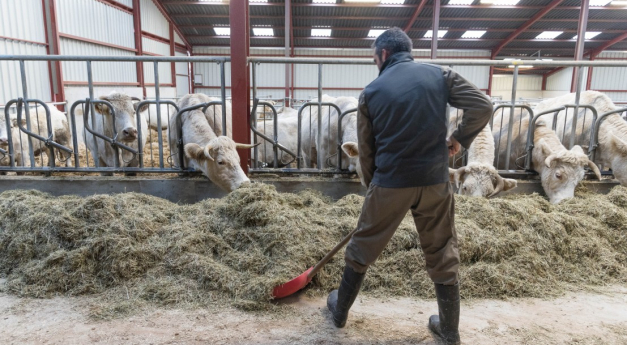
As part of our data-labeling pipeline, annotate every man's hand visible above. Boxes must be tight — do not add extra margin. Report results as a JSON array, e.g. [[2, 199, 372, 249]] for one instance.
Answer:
[[447, 136, 461, 157]]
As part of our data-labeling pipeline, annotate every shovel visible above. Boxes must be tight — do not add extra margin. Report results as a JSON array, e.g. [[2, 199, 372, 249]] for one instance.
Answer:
[[272, 228, 358, 299]]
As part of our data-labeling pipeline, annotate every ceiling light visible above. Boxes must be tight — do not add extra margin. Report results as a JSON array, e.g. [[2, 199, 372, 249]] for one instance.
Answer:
[[610, 0, 627, 6], [198, 0, 226, 2], [312, 0, 336, 3], [249, 0, 268, 2], [213, 27, 230, 36], [380, 0, 405, 3], [344, 0, 381, 2], [589, 0, 612, 6], [368, 29, 386, 38], [311, 29, 332, 37], [461, 30, 486, 38], [573, 32, 602, 40], [448, 0, 474, 4], [535, 31, 563, 40], [253, 28, 274, 36], [424, 30, 448, 38], [480, 0, 520, 4], [508, 65, 534, 68]]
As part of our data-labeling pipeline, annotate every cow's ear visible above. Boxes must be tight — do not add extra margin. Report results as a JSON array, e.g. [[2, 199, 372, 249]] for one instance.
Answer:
[[537, 138, 553, 157], [94, 96, 111, 116], [610, 133, 627, 157], [503, 178, 518, 191], [571, 145, 584, 155], [133, 101, 149, 114], [184, 143, 206, 161], [341, 142, 359, 157]]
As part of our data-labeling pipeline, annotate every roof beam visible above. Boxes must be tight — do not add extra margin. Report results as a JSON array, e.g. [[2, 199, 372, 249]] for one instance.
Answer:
[[151, 0, 191, 49], [588, 32, 627, 58], [403, 0, 427, 33], [491, 0, 565, 58]]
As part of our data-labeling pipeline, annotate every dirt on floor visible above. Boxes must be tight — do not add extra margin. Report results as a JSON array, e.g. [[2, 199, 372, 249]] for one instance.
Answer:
[[1, 279, 626, 345]]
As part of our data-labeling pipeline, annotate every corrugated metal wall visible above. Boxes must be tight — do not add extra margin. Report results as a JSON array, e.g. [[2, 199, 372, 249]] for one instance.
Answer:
[[192, 48, 490, 100], [590, 52, 627, 102], [142, 37, 172, 84], [141, 0, 169, 39], [174, 31, 185, 46], [114, 0, 134, 8], [60, 38, 136, 83], [56, 0, 135, 49], [490, 74, 543, 101], [0, 0, 50, 104], [175, 51, 189, 96]]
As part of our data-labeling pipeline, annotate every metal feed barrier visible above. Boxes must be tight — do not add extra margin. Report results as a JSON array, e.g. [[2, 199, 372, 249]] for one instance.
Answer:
[[1, 54, 627, 179]]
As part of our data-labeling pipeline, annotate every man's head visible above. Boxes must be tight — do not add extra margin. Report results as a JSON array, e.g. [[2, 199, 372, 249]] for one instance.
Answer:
[[372, 27, 413, 70]]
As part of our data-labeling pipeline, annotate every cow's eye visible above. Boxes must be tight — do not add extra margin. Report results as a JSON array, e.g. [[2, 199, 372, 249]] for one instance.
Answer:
[[218, 160, 225, 165]]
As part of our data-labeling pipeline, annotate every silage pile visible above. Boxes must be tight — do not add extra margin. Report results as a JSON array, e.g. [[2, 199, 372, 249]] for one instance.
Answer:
[[0, 184, 626, 311]]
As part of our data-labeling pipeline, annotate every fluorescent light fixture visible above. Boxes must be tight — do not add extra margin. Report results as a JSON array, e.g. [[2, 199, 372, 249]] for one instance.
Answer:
[[344, 0, 381, 2], [448, 0, 474, 4], [424, 30, 448, 38], [198, 0, 226, 2], [311, 28, 332, 37], [213, 27, 230, 36], [589, 0, 612, 5], [312, 0, 336, 3], [573, 32, 602, 40], [461, 30, 486, 38], [480, 0, 520, 4], [368, 29, 386, 38], [249, 0, 268, 2], [611, 0, 627, 6], [381, 0, 405, 3], [535, 31, 563, 40], [253, 28, 274, 36], [508, 65, 534, 68]]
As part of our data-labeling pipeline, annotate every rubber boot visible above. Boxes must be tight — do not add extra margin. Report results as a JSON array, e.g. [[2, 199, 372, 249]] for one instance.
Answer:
[[428, 283, 461, 345], [326, 266, 366, 328]]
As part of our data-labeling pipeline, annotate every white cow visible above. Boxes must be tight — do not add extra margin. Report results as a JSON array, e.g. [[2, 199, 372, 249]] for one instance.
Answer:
[[84, 92, 148, 168], [141, 103, 176, 130], [171, 93, 255, 192], [532, 91, 627, 184], [449, 123, 517, 197], [300, 95, 359, 171], [254, 107, 299, 168], [0, 105, 72, 167]]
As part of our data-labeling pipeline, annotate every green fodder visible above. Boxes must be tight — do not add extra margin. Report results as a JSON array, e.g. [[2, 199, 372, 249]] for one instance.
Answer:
[[0, 183, 626, 311]]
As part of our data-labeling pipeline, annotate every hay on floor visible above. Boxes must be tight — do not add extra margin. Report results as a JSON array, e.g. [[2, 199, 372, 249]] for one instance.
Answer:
[[0, 183, 626, 312]]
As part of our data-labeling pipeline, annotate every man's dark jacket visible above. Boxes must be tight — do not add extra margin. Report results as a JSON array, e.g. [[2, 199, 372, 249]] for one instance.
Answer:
[[357, 51, 493, 188]]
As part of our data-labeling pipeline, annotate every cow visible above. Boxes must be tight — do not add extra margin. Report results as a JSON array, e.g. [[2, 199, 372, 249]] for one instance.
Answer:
[[449, 122, 517, 197], [532, 91, 627, 185], [84, 92, 148, 168], [170, 93, 256, 192], [254, 107, 299, 168], [0, 105, 73, 168], [141, 103, 176, 130], [300, 95, 359, 171]]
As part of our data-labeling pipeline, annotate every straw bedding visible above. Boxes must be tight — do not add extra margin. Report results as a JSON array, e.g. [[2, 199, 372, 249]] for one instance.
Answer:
[[0, 183, 625, 313]]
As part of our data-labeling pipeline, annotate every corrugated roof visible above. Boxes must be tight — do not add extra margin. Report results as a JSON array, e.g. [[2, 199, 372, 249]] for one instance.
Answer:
[[157, 0, 627, 60]]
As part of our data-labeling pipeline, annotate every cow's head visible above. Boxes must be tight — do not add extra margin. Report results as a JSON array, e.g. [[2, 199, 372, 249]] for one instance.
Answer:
[[0, 115, 9, 148], [608, 133, 627, 184], [449, 163, 517, 197], [537, 139, 602, 204], [94, 92, 148, 142], [184, 136, 257, 192], [341, 142, 366, 186]]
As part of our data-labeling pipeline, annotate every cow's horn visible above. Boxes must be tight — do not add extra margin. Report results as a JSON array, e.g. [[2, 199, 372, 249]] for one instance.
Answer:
[[235, 142, 261, 149], [453, 166, 466, 188], [544, 154, 557, 168], [489, 174, 505, 197], [587, 160, 602, 180], [203, 143, 215, 161], [131, 97, 142, 102]]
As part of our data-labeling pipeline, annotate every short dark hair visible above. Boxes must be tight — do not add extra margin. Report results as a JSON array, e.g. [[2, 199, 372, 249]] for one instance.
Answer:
[[372, 27, 413, 60]]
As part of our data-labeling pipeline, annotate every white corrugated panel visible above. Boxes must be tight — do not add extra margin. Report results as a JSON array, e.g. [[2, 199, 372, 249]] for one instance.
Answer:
[[0, 0, 46, 43], [174, 31, 184, 46], [602, 92, 627, 104], [113, 0, 133, 7], [60, 38, 136, 83], [597, 52, 627, 59], [193, 61, 231, 87], [175, 51, 188, 75], [546, 67, 573, 91], [176, 75, 189, 97], [142, 37, 170, 55], [0, 39, 51, 104], [591, 66, 627, 91], [56, 0, 135, 49], [140, 0, 169, 39], [492, 75, 542, 91]]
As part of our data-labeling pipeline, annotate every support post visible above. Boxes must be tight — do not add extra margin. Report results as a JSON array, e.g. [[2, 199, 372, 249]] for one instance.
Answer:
[[230, 0, 251, 173], [42, 0, 65, 109], [571, 0, 589, 93], [284, 0, 291, 107], [431, 0, 440, 59], [170, 23, 176, 88], [133, 0, 146, 98]]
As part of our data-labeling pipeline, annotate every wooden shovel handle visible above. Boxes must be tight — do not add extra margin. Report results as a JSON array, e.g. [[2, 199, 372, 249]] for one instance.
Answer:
[[306, 227, 359, 280]]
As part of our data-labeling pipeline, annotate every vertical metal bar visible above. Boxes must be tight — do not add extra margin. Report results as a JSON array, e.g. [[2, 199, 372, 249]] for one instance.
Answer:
[[431, 0, 440, 59], [69, 102, 80, 167], [571, 0, 589, 93], [153, 61, 163, 168], [252, 62, 258, 168], [504, 65, 519, 170], [317, 63, 322, 169], [19, 61, 36, 168], [87, 61, 100, 167], [570, 66, 585, 149], [4, 103, 15, 167], [284, 0, 291, 107], [220, 61, 227, 136]]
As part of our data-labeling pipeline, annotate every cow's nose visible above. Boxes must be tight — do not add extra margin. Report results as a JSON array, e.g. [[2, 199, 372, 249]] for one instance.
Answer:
[[122, 127, 138, 139]]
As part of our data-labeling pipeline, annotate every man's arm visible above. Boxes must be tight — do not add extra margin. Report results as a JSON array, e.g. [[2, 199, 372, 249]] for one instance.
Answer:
[[357, 91, 376, 188], [443, 67, 493, 149]]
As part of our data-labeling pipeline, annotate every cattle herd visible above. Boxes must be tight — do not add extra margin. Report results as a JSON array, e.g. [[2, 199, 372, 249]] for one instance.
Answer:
[[0, 90, 626, 203]]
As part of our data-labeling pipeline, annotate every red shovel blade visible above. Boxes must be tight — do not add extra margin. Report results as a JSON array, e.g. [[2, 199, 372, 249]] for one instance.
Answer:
[[272, 266, 314, 299]]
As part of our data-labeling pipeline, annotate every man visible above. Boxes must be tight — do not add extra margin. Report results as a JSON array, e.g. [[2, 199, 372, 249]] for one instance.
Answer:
[[326, 27, 493, 345]]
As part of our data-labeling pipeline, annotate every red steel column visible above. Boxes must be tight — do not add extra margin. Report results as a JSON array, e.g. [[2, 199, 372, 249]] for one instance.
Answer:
[[230, 0, 251, 173], [170, 23, 176, 88], [284, 0, 291, 107], [133, 0, 146, 98], [487, 66, 493, 97], [586, 56, 594, 90], [43, 0, 65, 108], [430, 0, 440, 59], [571, 0, 589, 93]]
